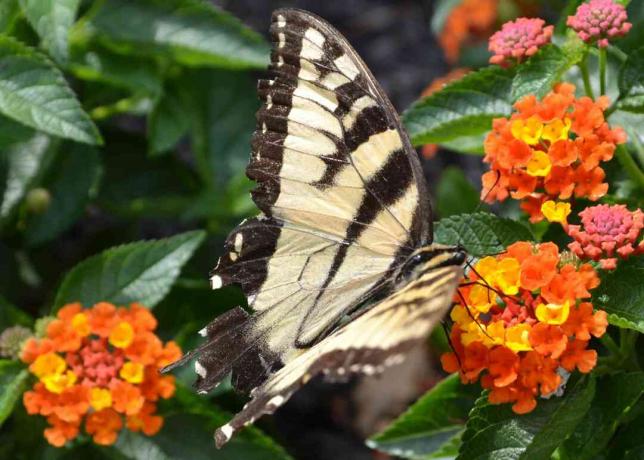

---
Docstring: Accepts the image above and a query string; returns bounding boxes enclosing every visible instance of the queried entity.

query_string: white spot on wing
[198,326,208,337]
[334,53,360,80]
[301,29,325,60]
[276,15,286,27]
[234,233,243,253]
[210,275,223,290]
[278,32,285,48]
[229,252,238,262]
[195,361,207,378]
[219,424,234,441]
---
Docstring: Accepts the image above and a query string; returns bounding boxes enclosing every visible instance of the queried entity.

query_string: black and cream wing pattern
[163,8,466,447]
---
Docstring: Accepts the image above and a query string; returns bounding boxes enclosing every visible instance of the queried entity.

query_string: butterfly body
[163,8,467,447]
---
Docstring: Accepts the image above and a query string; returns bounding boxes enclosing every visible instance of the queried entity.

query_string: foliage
[0,0,642,459]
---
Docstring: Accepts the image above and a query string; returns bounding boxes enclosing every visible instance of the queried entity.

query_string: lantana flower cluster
[20,302,181,447]
[567,204,643,269]
[567,0,632,48]
[441,242,607,414]
[481,82,626,222]
[488,18,553,66]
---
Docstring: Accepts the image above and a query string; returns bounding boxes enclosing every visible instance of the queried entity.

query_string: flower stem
[600,333,621,356]
[616,145,644,190]
[599,47,607,96]
[579,55,595,99]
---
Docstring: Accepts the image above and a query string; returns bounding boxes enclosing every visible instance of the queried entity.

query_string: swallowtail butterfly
[163,8,467,447]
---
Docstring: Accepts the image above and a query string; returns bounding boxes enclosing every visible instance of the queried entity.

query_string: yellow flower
[460,321,486,346]
[119,361,144,384]
[31,352,66,379]
[526,151,552,177]
[468,284,495,313]
[71,313,90,337]
[486,321,506,346]
[535,301,570,325]
[90,387,113,410]
[109,322,134,349]
[41,369,77,394]
[541,118,571,143]
[511,116,543,145]
[495,258,521,295]
[505,324,533,352]
[541,200,571,224]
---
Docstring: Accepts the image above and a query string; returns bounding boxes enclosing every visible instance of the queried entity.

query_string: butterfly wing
[214,264,463,447]
[178,7,435,396]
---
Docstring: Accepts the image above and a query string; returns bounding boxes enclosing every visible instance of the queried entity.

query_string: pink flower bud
[567,0,632,48]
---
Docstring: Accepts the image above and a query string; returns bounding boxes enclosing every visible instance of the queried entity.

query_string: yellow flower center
[71,312,90,336]
[535,301,570,325]
[109,322,134,349]
[120,361,144,384]
[541,118,571,143]
[41,369,77,394]
[31,352,66,379]
[526,151,552,177]
[511,116,543,145]
[505,324,533,352]
[90,387,113,410]
[541,200,571,224]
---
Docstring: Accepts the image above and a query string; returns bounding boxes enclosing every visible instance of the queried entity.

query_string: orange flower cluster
[21,302,181,447]
[481,83,626,222]
[439,0,498,63]
[441,242,607,414]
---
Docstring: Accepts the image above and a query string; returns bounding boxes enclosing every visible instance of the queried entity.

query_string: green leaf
[592,258,644,333]
[148,88,190,155]
[511,44,582,101]
[561,372,644,460]
[0,360,29,428]
[436,167,480,218]
[0,36,101,144]
[68,46,162,97]
[617,46,644,113]
[24,143,101,246]
[439,133,486,155]
[90,0,269,69]
[430,0,462,35]
[53,230,206,310]
[0,294,33,329]
[368,374,481,459]
[403,66,514,146]
[18,0,80,62]
[0,133,54,222]
[607,413,644,460]
[458,375,596,460]
[0,0,20,34]
[434,212,533,257]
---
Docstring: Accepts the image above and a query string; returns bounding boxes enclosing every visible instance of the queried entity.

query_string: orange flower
[529,323,568,358]
[560,339,597,373]
[488,346,519,387]
[561,302,608,340]
[21,302,180,447]
[481,84,625,221]
[439,0,498,63]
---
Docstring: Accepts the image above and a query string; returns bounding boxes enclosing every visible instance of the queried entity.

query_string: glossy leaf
[368,374,481,459]
[618,46,644,113]
[592,258,644,333]
[436,167,480,218]
[0,133,53,221]
[0,36,101,144]
[511,44,581,101]
[434,212,533,257]
[403,66,514,145]
[458,375,596,460]
[561,372,644,460]
[18,0,80,62]
[24,144,101,246]
[53,230,206,310]
[90,0,269,69]
[148,88,190,155]
[0,360,29,427]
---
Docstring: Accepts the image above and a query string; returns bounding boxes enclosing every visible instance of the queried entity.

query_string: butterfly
[163,8,467,447]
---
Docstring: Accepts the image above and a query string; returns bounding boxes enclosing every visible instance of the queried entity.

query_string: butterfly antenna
[477,169,501,212]
[455,287,494,341]
[441,320,462,369]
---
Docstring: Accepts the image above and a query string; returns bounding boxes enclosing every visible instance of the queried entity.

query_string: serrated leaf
[434,212,533,257]
[0,360,29,427]
[436,167,480,218]
[68,47,162,97]
[618,47,644,113]
[0,36,101,144]
[0,133,53,221]
[403,67,514,146]
[458,375,596,460]
[18,0,80,63]
[592,258,644,333]
[368,374,481,459]
[560,372,644,460]
[53,230,206,310]
[511,45,581,101]
[89,0,269,69]
[24,143,101,246]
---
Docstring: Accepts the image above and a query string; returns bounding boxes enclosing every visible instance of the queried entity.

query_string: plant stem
[608,44,628,63]
[600,333,621,356]
[615,145,644,190]
[599,47,607,96]
[579,55,595,99]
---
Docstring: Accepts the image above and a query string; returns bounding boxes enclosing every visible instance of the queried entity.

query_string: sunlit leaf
[0,360,29,428]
